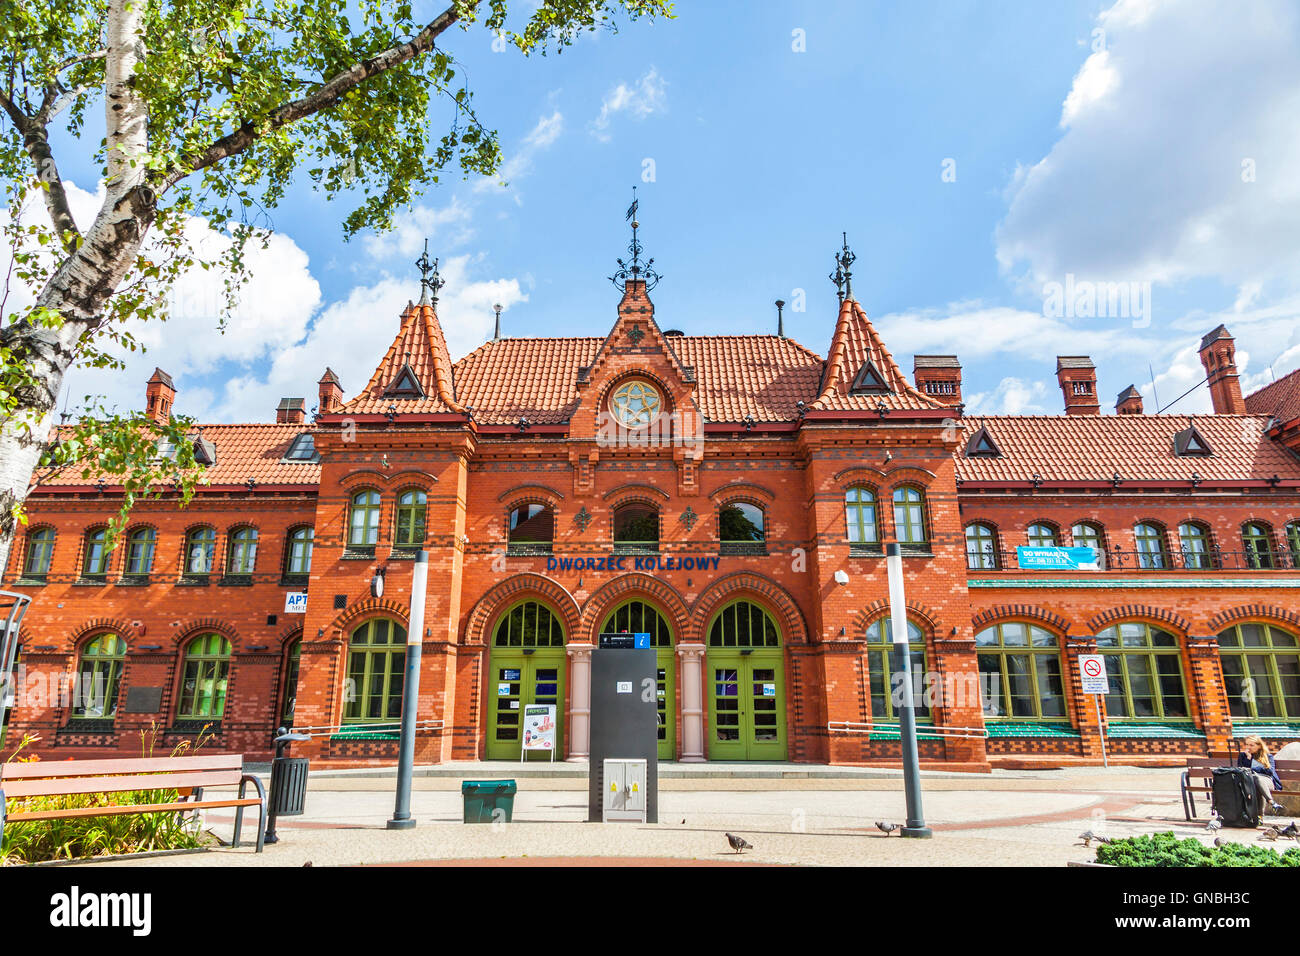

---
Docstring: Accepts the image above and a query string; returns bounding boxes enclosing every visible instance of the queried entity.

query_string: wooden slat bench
[0,753,267,852]
[1180,751,1300,821]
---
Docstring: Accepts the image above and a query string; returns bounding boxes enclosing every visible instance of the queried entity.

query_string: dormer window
[1173,425,1213,457]
[965,426,1001,458]
[284,433,318,462]
[849,359,890,395]
[383,364,425,399]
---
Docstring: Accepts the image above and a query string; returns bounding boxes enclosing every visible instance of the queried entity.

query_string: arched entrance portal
[486,600,567,760]
[706,600,787,760]
[601,599,675,760]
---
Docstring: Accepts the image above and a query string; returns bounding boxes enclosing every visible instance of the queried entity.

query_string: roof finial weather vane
[831,231,855,303]
[610,186,662,293]
[416,238,444,307]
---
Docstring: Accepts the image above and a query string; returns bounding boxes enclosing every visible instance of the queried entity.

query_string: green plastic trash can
[461,779,517,823]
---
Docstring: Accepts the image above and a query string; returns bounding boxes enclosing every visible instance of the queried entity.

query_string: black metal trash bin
[265,727,310,844]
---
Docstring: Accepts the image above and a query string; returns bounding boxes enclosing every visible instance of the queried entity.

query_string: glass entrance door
[486,654,565,760]
[707,653,786,760]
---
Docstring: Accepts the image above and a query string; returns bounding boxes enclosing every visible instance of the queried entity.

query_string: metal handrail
[290,719,444,739]
[827,720,989,741]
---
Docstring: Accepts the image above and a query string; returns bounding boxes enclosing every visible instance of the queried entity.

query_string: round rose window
[610,380,662,428]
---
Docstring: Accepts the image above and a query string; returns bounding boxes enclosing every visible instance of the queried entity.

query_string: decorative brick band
[1206,604,1300,633]
[690,571,809,646]
[1086,604,1191,635]
[971,604,1069,634]
[332,597,411,634]
[854,598,940,636]
[578,572,690,644]
[170,617,241,648]
[463,571,583,646]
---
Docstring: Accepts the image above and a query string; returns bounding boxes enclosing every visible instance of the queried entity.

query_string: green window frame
[603,599,673,647]
[285,526,313,575]
[493,600,565,648]
[975,623,1067,720]
[24,527,54,577]
[124,527,156,576]
[82,528,109,577]
[349,490,381,547]
[226,526,258,574]
[177,633,232,719]
[892,486,928,548]
[1178,522,1212,569]
[344,619,407,723]
[965,523,998,570]
[1133,523,1167,569]
[185,527,216,574]
[508,503,555,554]
[281,640,302,724]
[394,490,427,547]
[73,634,126,719]
[1095,623,1188,719]
[864,617,930,721]
[1217,623,1300,721]
[1071,522,1103,551]
[845,486,880,550]
[1242,523,1274,570]
[707,600,780,649]
[1027,523,1057,547]
[1287,521,1300,566]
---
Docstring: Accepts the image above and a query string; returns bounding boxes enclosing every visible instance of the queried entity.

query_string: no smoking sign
[1078,654,1109,694]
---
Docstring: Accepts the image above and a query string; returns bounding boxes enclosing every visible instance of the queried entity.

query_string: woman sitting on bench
[1238,735,1285,814]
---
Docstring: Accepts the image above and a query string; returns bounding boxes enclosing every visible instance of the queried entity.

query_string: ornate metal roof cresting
[610,186,662,293]
[416,238,445,307]
[830,231,855,303]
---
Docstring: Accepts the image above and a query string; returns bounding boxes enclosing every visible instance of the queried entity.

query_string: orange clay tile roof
[810,298,946,412]
[342,302,462,415]
[451,334,827,424]
[1246,367,1300,425]
[33,424,321,489]
[956,414,1300,483]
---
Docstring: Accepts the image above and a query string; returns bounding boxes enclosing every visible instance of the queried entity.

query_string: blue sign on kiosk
[599,632,651,649]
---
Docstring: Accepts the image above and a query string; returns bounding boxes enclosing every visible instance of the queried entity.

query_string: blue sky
[42,0,1300,422]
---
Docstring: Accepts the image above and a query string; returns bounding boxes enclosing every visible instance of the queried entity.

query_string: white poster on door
[522,704,556,751]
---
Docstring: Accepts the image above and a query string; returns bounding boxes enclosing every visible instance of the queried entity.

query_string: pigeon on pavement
[1278,821,1298,840]
[1258,826,1281,842]
[1205,812,1222,833]
[1213,837,1224,847]
[875,821,898,835]
[725,832,753,853]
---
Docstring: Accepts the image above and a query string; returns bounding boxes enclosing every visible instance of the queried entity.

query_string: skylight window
[285,433,318,461]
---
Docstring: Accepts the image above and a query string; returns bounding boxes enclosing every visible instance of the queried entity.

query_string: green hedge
[1096,832,1300,867]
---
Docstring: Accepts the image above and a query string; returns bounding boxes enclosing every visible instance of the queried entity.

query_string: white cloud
[965,377,1053,415]
[590,68,667,141]
[474,109,565,194]
[360,196,476,261]
[996,0,1300,288]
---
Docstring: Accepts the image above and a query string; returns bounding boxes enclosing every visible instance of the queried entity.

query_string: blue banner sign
[1016,546,1101,571]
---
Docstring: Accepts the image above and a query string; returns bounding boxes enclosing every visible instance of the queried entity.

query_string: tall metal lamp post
[387,551,428,830]
[885,543,932,838]
[0,591,32,736]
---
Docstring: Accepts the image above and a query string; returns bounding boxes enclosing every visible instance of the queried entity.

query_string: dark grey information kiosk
[587,632,659,823]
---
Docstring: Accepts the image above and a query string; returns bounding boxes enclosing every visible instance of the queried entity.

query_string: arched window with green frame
[864,618,930,721]
[23,527,54,578]
[974,623,1066,719]
[394,490,427,547]
[177,633,233,719]
[1133,522,1168,569]
[73,634,126,719]
[185,526,216,574]
[1242,522,1275,570]
[1178,522,1212,570]
[1095,623,1187,719]
[284,526,313,576]
[494,601,565,647]
[344,618,407,722]
[124,527,156,576]
[226,526,258,574]
[1217,623,1300,721]
[891,486,929,550]
[348,490,381,547]
[965,523,998,570]
[1287,521,1300,567]
[844,486,880,553]
[82,527,110,578]
[281,639,302,725]
[1026,522,1058,548]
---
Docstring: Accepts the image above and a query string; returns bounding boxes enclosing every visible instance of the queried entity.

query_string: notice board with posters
[522,703,557,761]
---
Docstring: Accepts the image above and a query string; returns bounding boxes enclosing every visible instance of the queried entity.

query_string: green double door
[707,650,787,760]
[486,651,565,760]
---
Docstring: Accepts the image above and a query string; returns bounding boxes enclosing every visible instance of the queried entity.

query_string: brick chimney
[276,398,306,424]
[1056,356,1099,415]
[1198,325,1246,414]
[145,368,176,425]
[913,355,962,407]
[1115,385,1143,415]
[318,368,343,415]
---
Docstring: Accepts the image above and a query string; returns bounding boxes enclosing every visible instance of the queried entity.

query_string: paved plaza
[74,763,1290,867]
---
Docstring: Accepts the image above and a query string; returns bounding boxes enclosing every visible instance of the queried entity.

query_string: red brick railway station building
[5,236,1300,771]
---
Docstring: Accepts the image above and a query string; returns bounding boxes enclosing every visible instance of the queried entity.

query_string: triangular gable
[849,358,890,395]
[1173,424,1213,457]
[965,425,1001,457]
[384,364,426,399]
